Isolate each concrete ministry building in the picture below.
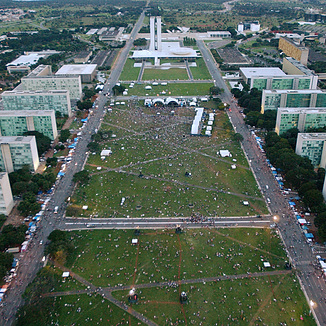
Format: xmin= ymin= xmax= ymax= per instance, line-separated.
xmin=295 ymin=133 xmax=326 ymax=168
xmin=0 ymin=172 xmax=14 ymax=215
xmin=132 ymin=16 xmax=198 ymax=63
xmin=1 ymin=90 xmax=72 ymax=117
xmin=19 ymin=65 xmax=82 ymax=100
xmin=278 ymin=37 xmax=309 ymax=65
xmin=55 ymin=64 xmax=97 ymax=83
xmin=6 ymin=50 xmax=60 ymax=74
xmin=240 ymin=66 xmax=318 ymax=90
xmin=0 ymin=110 xmax=57 ymax=140
xmin=275 ymin=107 xmax=326 ymax=135
xmin=0 ymin=136 xmax=39 ymax=173
xmin=261 ymin=89 xmax=326 ymax=113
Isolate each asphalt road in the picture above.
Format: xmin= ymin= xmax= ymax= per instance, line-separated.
xmin=0 ymin=9 xmax=147 ymax=326
xmin=62 ymin=216 xmax=272 ymax=230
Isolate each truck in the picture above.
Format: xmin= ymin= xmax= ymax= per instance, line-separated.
xmin=54 ymin=206 xmax=59 ymax=214
xmin=6 ymin=247 xmax=20 ymax=254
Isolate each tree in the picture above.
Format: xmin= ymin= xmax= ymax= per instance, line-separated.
xmin=302 ymin=189 xmax=324 ymax=211
xmin=87 ymin=141 xmax=100 ymax=153
xmin=210 ymin=86 xmax=222 ymax=95
xmin=73 ymin=170 xmax=89 ymax=184
xmin=112 ymin=85 xmax=126 ymax=95
xmin=23 ymin=131 xmax=51 ymax=156
xmin=59 ymin=129 xmax=71 ymax=143
xmin=232 ymin=133 xmax=244 ymax=142
xmin=77 ymin=100 xmax=93 ymax=110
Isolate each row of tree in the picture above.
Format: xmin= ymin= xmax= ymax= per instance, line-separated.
xmin=264 ymin=131 xmax=326 ymax=240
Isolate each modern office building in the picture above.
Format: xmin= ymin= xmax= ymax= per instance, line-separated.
xmin=278 ymin=37 xmax=309 ymax=65
xmin=240 ymin=67 xmax=318 ymax=90
xmin=55 ymin=64 xmax=97 ymax=83
xmin=237 ymin=21 xmax=260 ymax=32
xmin=282 ymin=57 xmax=315 ymax=76
xmin=275 ymin=108 xmax=326 ymax=135
xmin=261 ymin=89 xmax=326 ymax=113
xmin=6 ymin=50 xmax=60 ymax=74
xmin=0 ymin=110 xmax=57 ymax=140
xmin=295 ymin=133 xmax=326 ymax=168
xmin=19 ymin=65 xmax=82 ymax=100
xmin=1 ymin=90 xmax=72 ymax=117
xmin=74 ymin=51 xmax=92 ymax=64
xmin=0 ymin=172 xmax=14 ymax=215
xmin=0 ymin=136 xmax=39 ymax=173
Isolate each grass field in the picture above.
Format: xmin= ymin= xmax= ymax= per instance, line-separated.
xmin=121 ymin=82 xmax=214 ymax=96
xmin=66 ymin=228 xmax=287 ymax=287
xmin=113 ymin=274 xmax=315 ymax=325
xmin=70 ymin=104 xmax=267 ymax=218
xmin=189 ymin=57 xmax=212 ymax=80
xmin=18 ymin=228 xmax=315 ymax=325
xmin=142 ymin=67 xmax=189 ymax=81
xmin=119 ymin=58 xmax=141 ymax=81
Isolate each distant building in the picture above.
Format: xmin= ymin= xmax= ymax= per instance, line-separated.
xmin=55 ymin=64 xmax=97 ymax=83
xmin=278 ymin=37 xmax=309 ymax=65
xmin=19 ymin=65 xmax=82 ymax=100
xmin=275 ymin=108 xmax=326 ymax=135
xmin=74 ymin=51 xmax=92 ymax=64
xmin=237 ymin=21 xmax=260 ymax=33
xmin=206 ymin=31 xmax=231 ymax=38
xmin=99 ymin=27 xmax=121 ymax=41
xmin=261 ymin=89 xmax=326 ymax=113
xmin=0 ymin=136 xmax=39 ymax=173
xmin=0 ymin=110 xmax=57 ymax=140
xmin=295 ymin=133 xmax=326 ymax=168
xmin=1 ymin=90 xmax=72 ymax=117
xmin=0 ymin=172 xmax=14 ymax=216
xmin=6 ymin=50 xmax=60 ymax=74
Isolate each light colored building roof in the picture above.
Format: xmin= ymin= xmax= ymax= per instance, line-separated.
xmin=56 ymin=64 xmax=97 ymax=75
xmin=264 ymin=89 xmax=324 ymax=95
xmin=240 ymin=67 xmax=286 ymax=78
xmin=0 ymin=136 xmax=35 ymax=144
xmin=2 ymin=89 xmax=69 ymax=96
xmin=0 ymin=110 xmax=55 ymax=117
xmin=6 ymin=51 xmax=60 ymax=67
xmin=297 ymin=133 xmax=326 ymax=140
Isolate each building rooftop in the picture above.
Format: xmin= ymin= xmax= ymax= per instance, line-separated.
xmin=6 ymin=51 xmax=60 ymax=67
xmin=0 ymin=110 xmax=55 ymax=117
xmin=74 ymin=51 xmax=92 ymax=59
xmin=284 ymin=57 xmax=316 ymax=76
xmin=55 ymin=64 xmax=97 ymax=75
xmin=240 ymin=67 xmax=286 ymax=78
xmin=26 ymin=64 xmax=50 ymax=77
xmin=2 ymin=89 xmax=69 ymax=96
xmin=297 ymin=133 xmax=326 ymax=140
xmin=278 ymin=107 xmax=326 ymax=113
xmin=132 ymin=42 xmax=198 ymax=59
xmin=0 ymin=136 xmax=35 ymax=144
xmin=264 ymin=89 xmax=324 ymax=95
xmin=282 ymin=37 xmax=308 ymax=50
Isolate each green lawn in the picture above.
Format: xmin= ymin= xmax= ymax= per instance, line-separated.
xmin=113 ymin=274 xmax=315 ymax=326
xmin=67 ymin=228 xmax=287 ymax=288
xmin=71 ymin=105 xmax=267 ymax=218
xmin=189 ymin=57 xmax=212 ymax=80
xmin=142 ymin=67 xmax=189 ymax=81
xmin=121 ymin=82 xmax=214 ymax=96
xmin=119 ymin=58 xmax=141 ymax=81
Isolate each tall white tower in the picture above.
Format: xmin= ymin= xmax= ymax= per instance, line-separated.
xmin=149 ymin=16 xmax=155 ymax=51
xmin=157 ymin=16 xmax=162 ymax=52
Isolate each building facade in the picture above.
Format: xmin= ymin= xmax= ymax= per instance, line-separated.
xmin=275 ymin=108 xmax=326 ymax=135
xmin=278 ymin=37 xmax=309 ymax=65
xmin=295 ymin=133 xmax=326 ymax=168
xmin=0 ymin=110 xmax=58 ymax=140
xmin=1 ymin=90 xmax=72 ymax=117
xmin=20 ymin=65 xmax=82 ymax=100
xmin=261 ymin=90 xmax=326 ymax=113
xmin=55 ymin=64 xmax=97 ymax=83
xmin=0 ymin=172 xmax=14 ymax=216
xmin=0 ymin=136 xmax=39 ymax=173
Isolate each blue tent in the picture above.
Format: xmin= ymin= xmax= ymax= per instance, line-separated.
xmin=302 ymin=225 xmax=309 ymax=230
xmin=288 ymin=201 xmax=296 ymax=206
xmin=57 ymin=172 xmax=65 ymax=177
xmin=28 ymin=222 xmax=33 ymax=227
xmin=81 ymin=118 xmax=88 ymax=123
xmin=305 ymin=233 xmax=314 ymax=239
